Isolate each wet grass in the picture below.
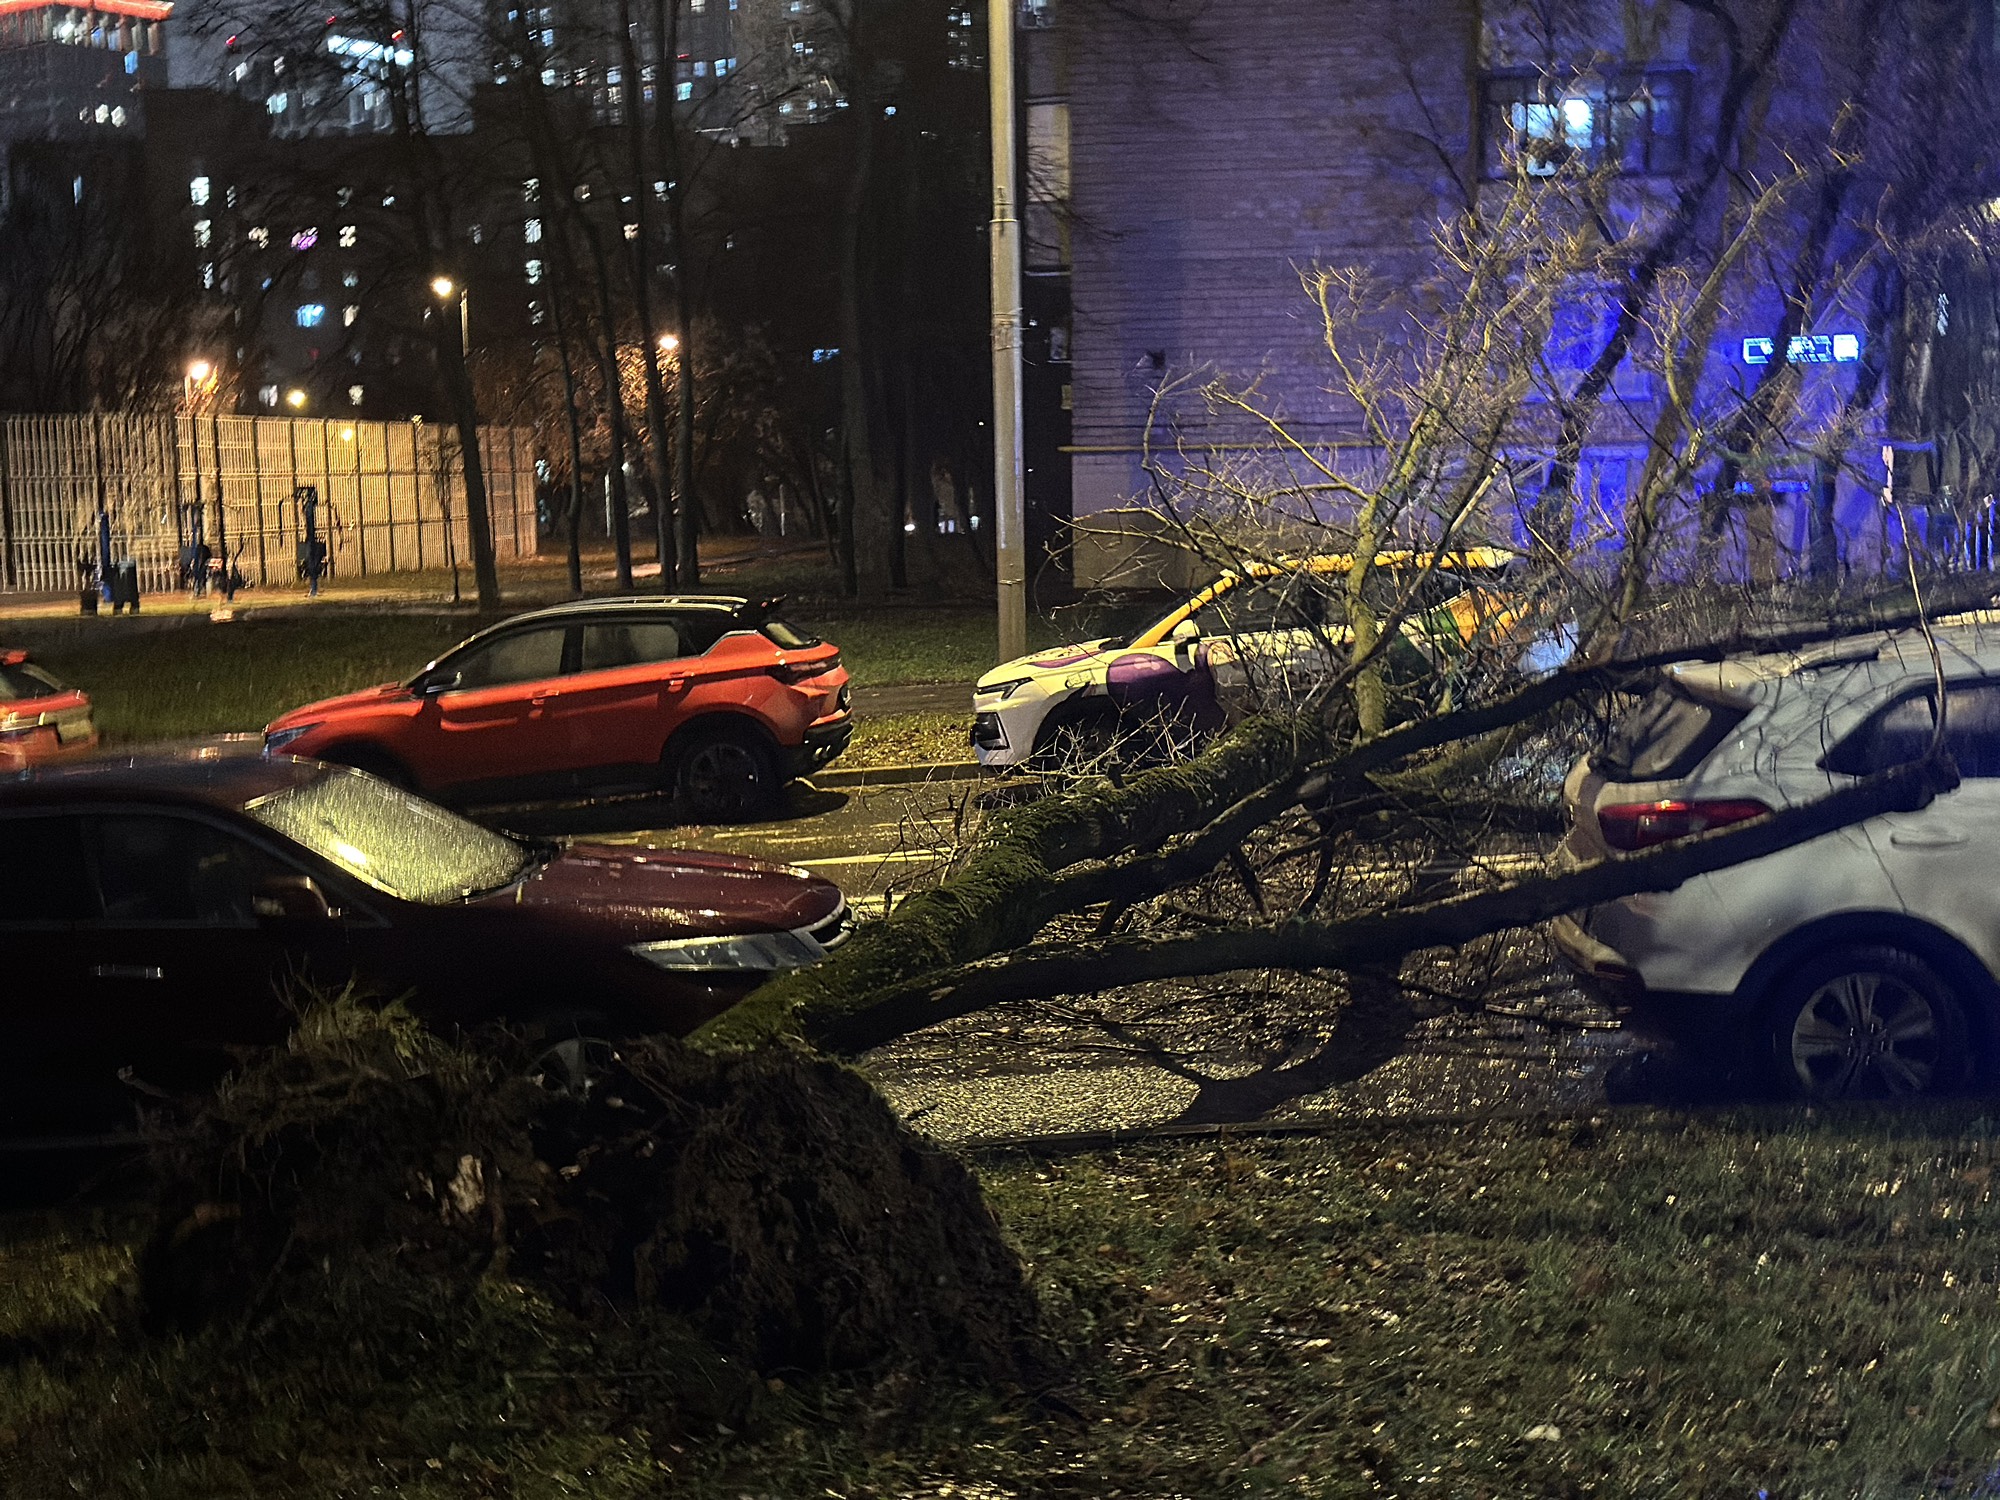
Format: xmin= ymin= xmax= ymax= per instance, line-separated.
xmin=845 ymin=710 xmax=969 ymax=767
xmin=16 ymin=615 xmax=473 ymax=743
xmin=4 ymin=612 xmax=1023 ymax=746
xmin=14 ymin=1105 xmax=2000 ymax=1494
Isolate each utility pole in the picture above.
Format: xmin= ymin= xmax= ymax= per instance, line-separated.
xmin=989 ymin=0 xmax=1028 ymax=663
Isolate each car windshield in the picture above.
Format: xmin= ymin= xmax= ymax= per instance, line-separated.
xmin=244 ymin=768 xmax=536 ymax=904
xmin=0 ymin=660 xmax=66 ymax=701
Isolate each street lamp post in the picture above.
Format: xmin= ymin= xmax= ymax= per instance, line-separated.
xmin=988 ymin=0 xmax=1028 ymax=664
xmin=433 ymin=276 xmax=469 ymax=359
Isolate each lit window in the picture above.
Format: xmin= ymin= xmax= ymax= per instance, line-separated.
xmin=714 ymin=57 xmax=728 ymax=76
xmin=382 ymin=193 xmax=396 ymax=207
xmin=193 ymin=219 xmax=211 ymax=248
xmin=94 ymin=104 xmax=108 ymax=123
xmin=622 ymin=222 xmax=638 ymax=241
xmin=1482 ymin=71 xmax=1690 ymax=178
xmin=470 ymin=223 xmax=483 ymax=244
xmin=297 ymin=303 xmax=326 ymax=327
xmin=260 ymin=384 xmax=279 ymax=407
xmin=676 ymin=81 xmax=692 ymax=100
xmin=190 ymin=175 xmax=209 ymax=205
xmin=110 ymin=106 xmax=125 ymax=127
xmin=225 ymin=186 xmax=237 ymax=208
xmin=292 ymin=227 xmax=318 ymax=250
xmin=201 ymin=263 xmax=216 ymax=289
xmin=694 ymin=60 xmax=706 ymax=76
xmin=692 ymin=0 xmax=704 ymax=10
xmin=530 ymin=299 xmax=546 ymax=326
xmin=348 ymin=385 xmax=364 ymax=406
xmin=541 ymin=66 xmax=557 ymax=86
xmin=248 ymin=226 xmax=269 ymax=249
xmin=338 ymin=224 xmax=357 ymax=247
xmin=524 ymin=217 xmax=542 ymax=243
xmin=526 ymin=258 xmax=544 ymax=283
xmin=72 ymin=175 xmax=83 ymax=203
xmin=343 ymin=305 xmax=359 ymax=326
xmin=523 ymin=177 xmax=539 ymax=202
xmin=268 ymin=91 xmax=288 ymax=114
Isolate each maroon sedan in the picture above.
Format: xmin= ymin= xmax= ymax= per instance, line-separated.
xmin=0 ymin=749 xmax=848 ymax=1135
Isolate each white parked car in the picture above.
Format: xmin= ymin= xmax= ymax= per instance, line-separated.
xmin=1552 ymin=616 xmax=2000 ymax=1100
xmin=970 ymin=550 xmax=1521 ymax=770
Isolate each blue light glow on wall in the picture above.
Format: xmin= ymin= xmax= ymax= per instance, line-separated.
xmin=1742 ymin=333 xmax=1862 ymax=366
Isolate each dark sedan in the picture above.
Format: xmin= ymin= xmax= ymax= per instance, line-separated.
xmin=0 ymin=748 xmax=849 ymax=1134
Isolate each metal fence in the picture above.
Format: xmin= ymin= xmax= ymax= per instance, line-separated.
xmin=0 ymin=412 xmax=539 ymax=597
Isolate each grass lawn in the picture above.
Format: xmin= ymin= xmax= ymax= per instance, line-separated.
xmin=0 ymin=606 xmax=1065 ymax=747
xmin=844 ymin=710 xmax=968 ymax=766
xmin=12 ymin=1105 xmax=2000 ymax=1495
xmin=12 ymin=615 xmax=474 ymax=743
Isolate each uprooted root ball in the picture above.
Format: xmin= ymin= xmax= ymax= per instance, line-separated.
xmin=136 ymin=994 xmax=1046 ymax=1386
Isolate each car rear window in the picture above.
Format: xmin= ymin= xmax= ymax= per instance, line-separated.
xmin=1594 ymin=681 xmax=1747 ymax=783
xmin=0 ymin=660 xmax=66 ymax=701
xmin=760 ymin=619 xmax=821 ymax=649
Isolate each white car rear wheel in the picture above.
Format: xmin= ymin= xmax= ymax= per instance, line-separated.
xmin=1767 ymin=945 xmax=1970 ymax=1102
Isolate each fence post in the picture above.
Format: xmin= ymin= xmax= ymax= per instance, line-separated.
xmin=0 ymin=417 xmax=17 ymax=590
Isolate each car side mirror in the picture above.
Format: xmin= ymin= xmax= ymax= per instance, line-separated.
xmin=253 ymin=873 xmax=340 ymax=923
xmin=420 ymin=670 xmax=458 ymax=696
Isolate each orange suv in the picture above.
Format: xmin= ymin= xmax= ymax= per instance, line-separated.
xmin=264 ymin=597 xmax=851 ymax=819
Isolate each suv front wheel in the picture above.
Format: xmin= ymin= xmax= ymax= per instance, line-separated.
xmin=1766 ymin=945 xmax=1972 ymax=1101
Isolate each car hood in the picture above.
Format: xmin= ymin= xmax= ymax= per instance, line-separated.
xmin=977 ymin=639 xmax=1118 ymax=690
xmin=472 ymin=841 xmax=843 ymax=942
xmin=267 ymin=682 xmax=411 ymax=730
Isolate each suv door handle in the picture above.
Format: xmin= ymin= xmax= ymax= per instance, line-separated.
xmin=90 ymin=964 xmax=164 ymax=981
xmin=663 ymin=676 xmax=689 ymax=694
xmin=1889 ymin=829 xmax=1970 ymax=848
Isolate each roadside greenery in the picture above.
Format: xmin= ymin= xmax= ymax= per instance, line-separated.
xmin=2 ymin=606 xmax=1027 ymax=746
xmin=13 ymin=1106 xmax=2000 ymax=1495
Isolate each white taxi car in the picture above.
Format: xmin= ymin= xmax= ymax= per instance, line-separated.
xmin=970 ymin=549 xmax=1520 ymax=769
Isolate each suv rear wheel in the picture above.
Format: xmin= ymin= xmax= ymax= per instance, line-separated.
xmin=668 ymin=725 xmax=779 ymax=822
xmin=1766 ymin=945 xmax=1972 ymax=1101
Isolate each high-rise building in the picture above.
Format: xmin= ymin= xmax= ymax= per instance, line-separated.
xmin=0 ymin=0 xmax=169 ymax=149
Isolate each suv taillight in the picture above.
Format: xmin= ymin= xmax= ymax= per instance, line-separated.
xmin=770 ymin=652 xmax=839 ymax=685
xmin=1598 ymin=798 xmax=1771 ymax=851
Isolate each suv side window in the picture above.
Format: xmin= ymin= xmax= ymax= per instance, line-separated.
xmin=0 ymin=814 xmax=95 ymax=922
xmin=1824 ymin=680 xmax=2000 ymax=778
xmin=84 ymin=814 xmax=291 ymax=925
xmin=579 ymin=620 xmax=687 ymax=672
xmin=446 ymin=627 xmax=570 ymax=691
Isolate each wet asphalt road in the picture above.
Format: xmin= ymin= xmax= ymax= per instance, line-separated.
xmin=485 ymin=777 xmax=1638 ymax=1145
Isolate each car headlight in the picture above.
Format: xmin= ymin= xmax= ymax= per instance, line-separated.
xmin=979 ymin=676 xmax=1036 ymax=700
xmin=264 ymin=723 xmax=321 ymax=753
xmin=630 ymin=927 xmax=827 ymax=973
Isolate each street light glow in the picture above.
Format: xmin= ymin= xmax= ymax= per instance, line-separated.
xmin=285 ymin=388 xmax=308 ymax=410
xmin=430 ymin=276 xmax=457 ymax=300
xmin=657 ymin=333 xmax=679 ymax=353
xmin=187 ymin=359 xmax=213 ymax=383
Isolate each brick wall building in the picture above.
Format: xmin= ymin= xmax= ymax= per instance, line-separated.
xmin=1041 ymin=0 xmax=1979 ymax=587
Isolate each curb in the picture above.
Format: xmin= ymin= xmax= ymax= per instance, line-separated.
xmin=810 ymin=761 xmax=985 ymax=789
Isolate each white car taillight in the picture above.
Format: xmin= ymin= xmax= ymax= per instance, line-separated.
xmin=1598 ymin=798 xmax=1772 ymax=851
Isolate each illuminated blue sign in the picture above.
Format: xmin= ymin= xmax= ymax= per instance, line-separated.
xmin=1742 ymin=333 xmax=1862 ymax=366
